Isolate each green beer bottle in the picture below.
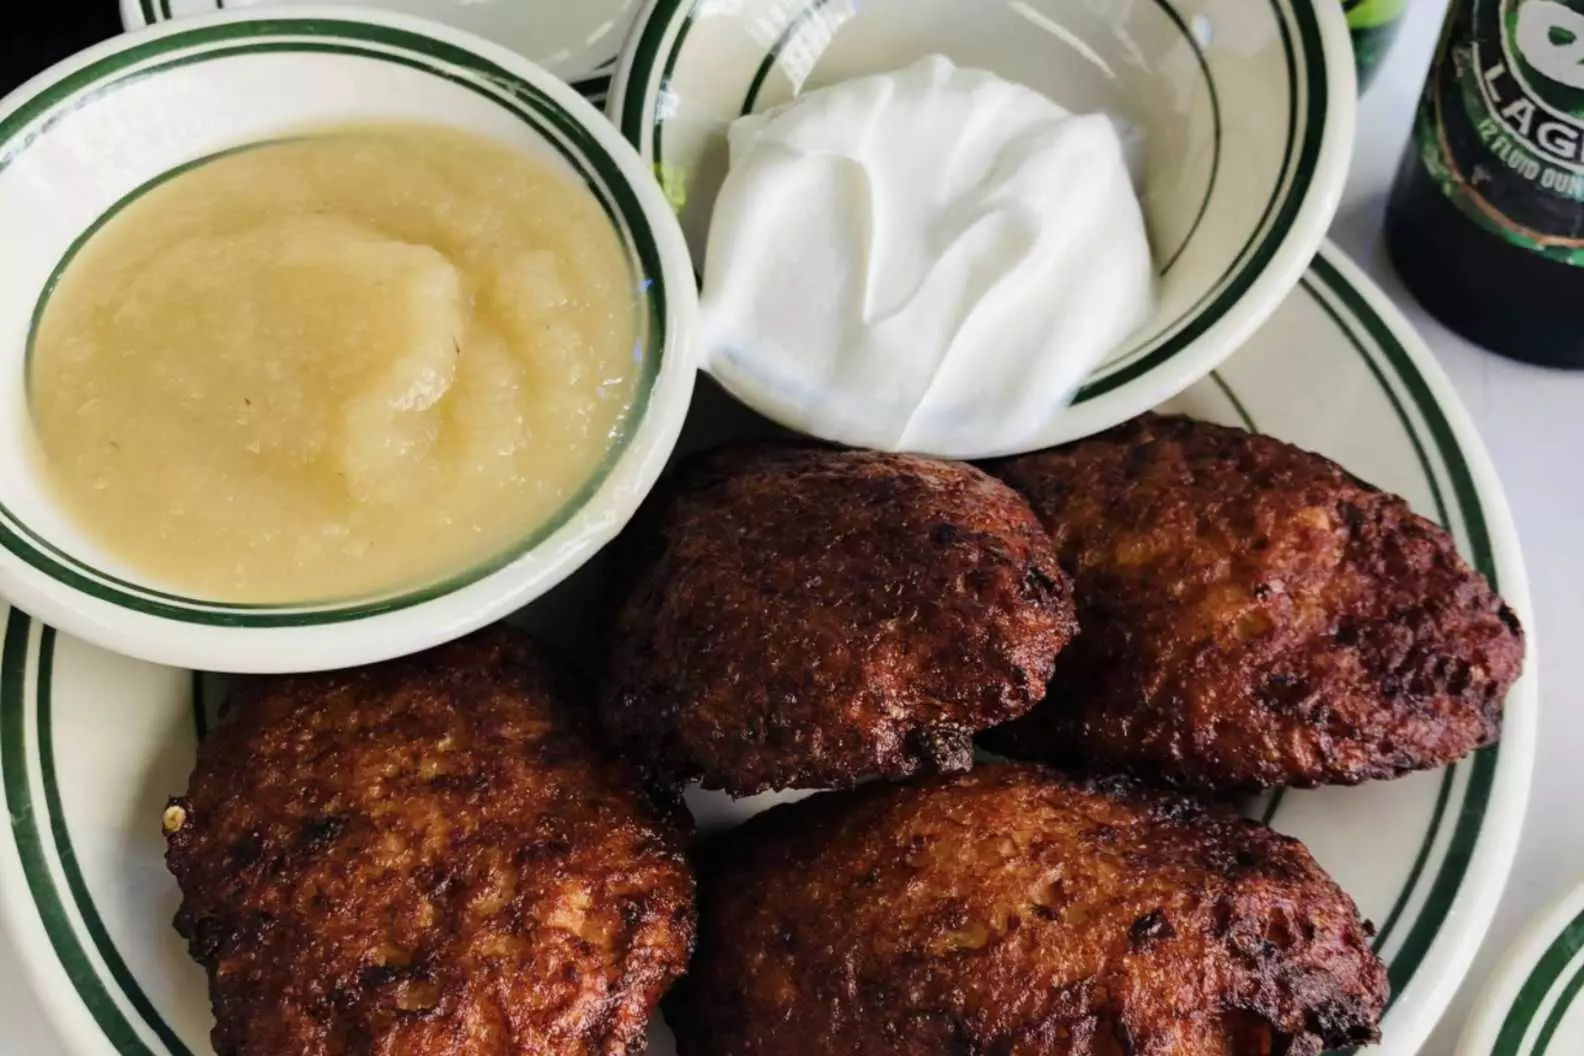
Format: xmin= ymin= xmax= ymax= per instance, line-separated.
xmin=1347 ymin=0 xmax=1410 ymax=89
xmin=1386 ymin=0 xmax=1584 ymax=368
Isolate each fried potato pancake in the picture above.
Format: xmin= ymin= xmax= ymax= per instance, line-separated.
xmin=675 ymin=764 xmax=1387 ymax=1056
xmin=987 ymin=413 xmax=1524 ymax=793
xmin=164 ymin=627 xmax=695 ymax=1056
xmin=601 ymin=443 xmax=1076 ymax=795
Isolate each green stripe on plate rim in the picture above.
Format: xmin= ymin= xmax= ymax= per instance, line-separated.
xmin=1532 ymin=960 xmax=1584 ymax=1056
xmin=127 ymin=0 xmax=179 ymax=25
xmin=1493 ymin=908 xmax=1584 ymax=1056
xmin=134 ymin=0 xmax=172 ymax=25
xmin=615 ymin=0 xmax=1323 ymax=403
xmin=0 ymin=19 xmax=668 ymax=627
xmin=40 ymin=622 xmax=192 ymax=1054
xmin=0 ymin=250 xmax=1509 ymax=1055
xmin=1 ymin=612 xmax=168 ymax=1054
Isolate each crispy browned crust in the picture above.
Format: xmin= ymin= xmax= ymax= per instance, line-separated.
xmin=599 ymin=442 xmax=1077 ymax=796
xmin=674 ymin=764 xmax=1387 ymax=1056
xmin=164 ymin=627 xmax=696 ymax=1056
xmin=985 ymin=413 xmax=1525 ymax=794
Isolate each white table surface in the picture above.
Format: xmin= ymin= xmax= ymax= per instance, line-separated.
xmin=3 ymin=1 xmax=1581 ymax=1052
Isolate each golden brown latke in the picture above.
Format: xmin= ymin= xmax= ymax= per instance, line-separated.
xmin=985 ymin=413 xmax=1525 ymax=794
xmin=675 ymin=764 xmax=1388 ymax=1056
xmin=600 ymin=442 xmax=1077 ymax=796
xmin=163 ymin=628 xmax=696 ymax=1056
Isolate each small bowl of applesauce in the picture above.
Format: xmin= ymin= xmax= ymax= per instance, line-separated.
xmin=0 ymin=8 xmax=698 ymax=673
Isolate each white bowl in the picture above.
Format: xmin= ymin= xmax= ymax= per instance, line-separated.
xmin=0 ymin=7 xmax=699 ymax=674
xmin=608 ymin=0 xmax=1357 ymax=453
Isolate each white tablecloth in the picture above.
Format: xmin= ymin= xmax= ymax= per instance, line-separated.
xmin=3 ymin=1 xmax=1581 ymax=1052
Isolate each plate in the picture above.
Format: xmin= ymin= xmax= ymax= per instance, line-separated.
xmin=0 ymin=241 xmax=1536 ymax=1055
xmin=1458 ymin=881 xmax=1584 ymax=1056
xmin=118 ymin=0 xmax=640 ymax=103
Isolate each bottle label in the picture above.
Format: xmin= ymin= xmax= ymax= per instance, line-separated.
xmin=1416 ymin=0 xmax=1584 ymax=262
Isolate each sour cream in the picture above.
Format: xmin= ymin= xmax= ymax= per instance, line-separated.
xmin=699 ymin=55 xmax=1156 ymax=457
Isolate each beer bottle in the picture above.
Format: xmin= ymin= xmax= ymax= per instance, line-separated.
xmin=1385 ymin=0 xmax=1584 ymax=369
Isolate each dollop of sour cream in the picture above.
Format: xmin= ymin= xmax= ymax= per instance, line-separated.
xmin=700 ymin=55 xmax=1156 ymax=457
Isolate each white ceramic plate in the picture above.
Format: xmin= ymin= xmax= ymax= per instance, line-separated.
xmin=1458 ymin=881 xmax=1584 ymax=1056
xmin=608 ymin=0 xmax=1357 ymax=453
xmin=0 ymin=242 xmax=1536 ymax=1056
xmin=119 ymin=0 xmax=639 ymax=102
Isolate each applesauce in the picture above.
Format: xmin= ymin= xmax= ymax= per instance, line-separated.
xmin=28 ymin=125 xmax=642 ymax=603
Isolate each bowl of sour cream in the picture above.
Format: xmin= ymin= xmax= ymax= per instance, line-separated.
xmin=609 ymin=0 xmax=1357 ymax=457
xmin=0 ymin=8 xmax=698 ymax=673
